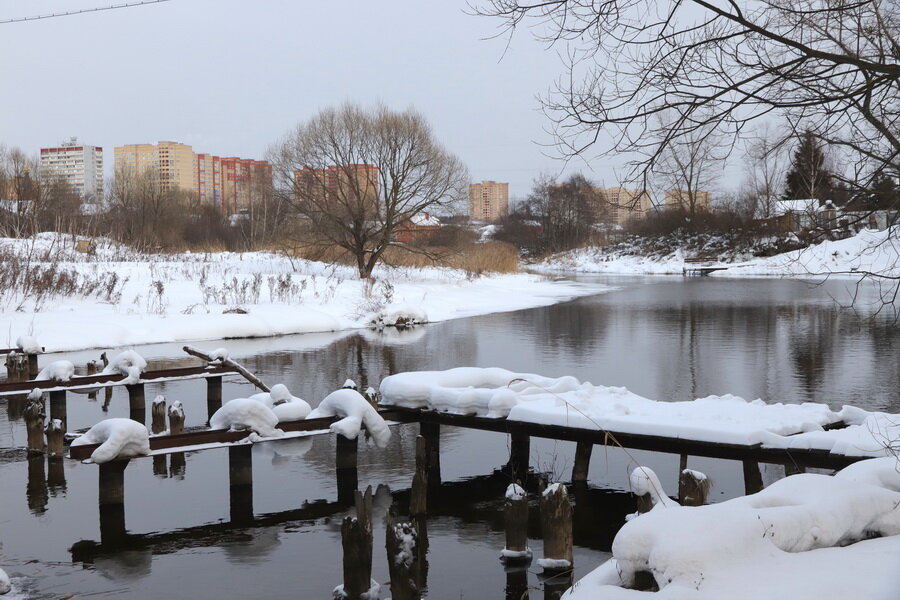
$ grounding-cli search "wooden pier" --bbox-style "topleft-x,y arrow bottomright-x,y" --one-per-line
682,256 -> 729,276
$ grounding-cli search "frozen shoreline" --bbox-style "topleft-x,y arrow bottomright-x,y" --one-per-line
0,234 -> 609,354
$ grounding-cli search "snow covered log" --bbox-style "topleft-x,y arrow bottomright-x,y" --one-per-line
71,418 -> 150,463
564,457 -> 900,599
101,350 -> 147,384
307,389 -> 391,447
248,383 -> 311,421
35,360 -> 75,382
209,398 -> 283,438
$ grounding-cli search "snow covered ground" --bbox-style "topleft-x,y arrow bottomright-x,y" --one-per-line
565,457 -> 900,599
0,233 -> 607,353
380,367 -> 899,458
534,228 -> 900,279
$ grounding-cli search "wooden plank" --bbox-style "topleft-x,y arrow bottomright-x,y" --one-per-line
383,407 -> 868,470
0,365 -> 240,396
67,409 -> 414,460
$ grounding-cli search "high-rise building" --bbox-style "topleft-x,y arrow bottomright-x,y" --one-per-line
598,187 -> 653,225
115,142 -> 271,212
294,164 -> 380,217
39,137 -> 103,199
664,189 -> 712,212
469,181 -> 509,222
114,141 -> 197,193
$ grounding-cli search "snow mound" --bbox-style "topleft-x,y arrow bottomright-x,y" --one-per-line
506,483 -> 526,500
35,360 -> 75,382
71,418 -> 150,463
15,335 -> 42,354
247,384 -> 311,421
381,367 -> 895,455
101,350 -> 147,384
369,304 -> 428,328
210,398 -> 284,438
0,567 -> 9,594
630,466 -> 674,509
208,347 -> 230,363
565,457 -> 900,599
307,389 -> 391,447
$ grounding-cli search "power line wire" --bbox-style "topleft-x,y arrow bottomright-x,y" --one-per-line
0,0 -> 172,24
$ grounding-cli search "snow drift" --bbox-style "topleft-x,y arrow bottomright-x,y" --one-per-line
307,389 -> 391,447
210,398 -> 283,438
71,418 -> 151,463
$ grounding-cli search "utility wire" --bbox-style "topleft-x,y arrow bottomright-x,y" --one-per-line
0,0 -> 172,24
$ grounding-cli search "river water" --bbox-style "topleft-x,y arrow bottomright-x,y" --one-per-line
0,275 -> 897,599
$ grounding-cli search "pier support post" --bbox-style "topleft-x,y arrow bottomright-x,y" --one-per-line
24,393 -> 46,452
168,401 -> 185,435
505,567 -> 530,600
538,483 -> 573,574
509,432 -> 530,482
47,453 -> 67,494
45,418 -> 66,457
678,469 -> 710,506
410,435 -> 428,516
49,390 -> 67,429
501,484 -> 531,565
386,506 -> 421,600
151,395 -> 167,434
341,486 -> 375,600
336,434 -> 359,505
206,376 -> 223,422
98,460 -> 129,546
126,384 -> 145,423
27,353 -> 40,379
571,442 -> 593,483
228,445 -> 254,524
419,421 -> 441,488
742,460 -> 764,495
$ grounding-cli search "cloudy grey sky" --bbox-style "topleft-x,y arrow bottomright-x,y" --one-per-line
0,0 -> 647,198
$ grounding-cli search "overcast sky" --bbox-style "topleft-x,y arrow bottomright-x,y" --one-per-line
0,1 -> 681,198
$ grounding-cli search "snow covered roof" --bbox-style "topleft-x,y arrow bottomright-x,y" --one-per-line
409,212 -> 441,227
773,199 -> 837,216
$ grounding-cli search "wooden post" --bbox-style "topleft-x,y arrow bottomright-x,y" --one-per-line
26,453 -> 48,515
228,445 -> 254,524
538,483 -> 573,574
24,392 -> 45,452
27,353 -> 39,379
571,442 -> 592,483
86,360 -> 99,400
420,421 -> 441,488
336,434 -> 359,505
677,454 -> 688,502
49,389 -> 67,428
340,486 -> 374,600
509,432 -> 530,482
98,460 -> 128,506
206,376 -> 223,422
45,418 -> 65,457
169,452 -> 186,479
501,484 -> 531,565
413,516 -> 429,591
168,401 -> 185,435
678,469 -> 710,506
784,462 -> 805,476
363,387 -> 378,409
127,383 -> 145,423
743,460 -> 764,495
410,436 -> 428,516
386,506 -> 420,600
151,395 -> 167,434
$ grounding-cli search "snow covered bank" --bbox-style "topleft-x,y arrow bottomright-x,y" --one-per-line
565,457 -> 900,599
0,233 -> 607,353
717,227 -> 900,278
379,368 -> 899,457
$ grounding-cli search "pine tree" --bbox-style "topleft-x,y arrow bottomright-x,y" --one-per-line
784,131 -> 833,201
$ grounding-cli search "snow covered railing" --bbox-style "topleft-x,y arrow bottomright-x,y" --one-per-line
67,408 -> 415,461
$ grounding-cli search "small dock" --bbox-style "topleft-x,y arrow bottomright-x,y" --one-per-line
683,256 -> 729,276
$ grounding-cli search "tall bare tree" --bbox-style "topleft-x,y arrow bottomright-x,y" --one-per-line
269,103 -> 469,278
654,115 -> 726,216
742,124 -> 789,219
479,0 -> 899,198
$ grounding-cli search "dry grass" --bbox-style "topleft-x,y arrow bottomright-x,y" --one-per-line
284,241 -> 520,274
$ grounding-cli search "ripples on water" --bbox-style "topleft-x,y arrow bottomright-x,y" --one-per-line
0,276 -> 897,598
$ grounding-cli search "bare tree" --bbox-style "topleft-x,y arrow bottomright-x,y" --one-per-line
269,103 -> 469,278
479,0 -> 899,200
654,115 -> 726,216
742,124 -> 789,219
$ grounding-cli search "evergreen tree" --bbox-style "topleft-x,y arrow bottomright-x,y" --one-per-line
865,175 -> 899,210
784,131 -> 833,201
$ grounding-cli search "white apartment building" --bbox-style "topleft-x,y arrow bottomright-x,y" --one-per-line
39,137 -> 104,199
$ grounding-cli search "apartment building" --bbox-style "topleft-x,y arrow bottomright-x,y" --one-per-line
469,180 -> 509,222
116,141 -> 271,212
664,189 -> 712,213
114,141 -> 197,193
598,187 -> 653,225
39,137 -> 103,199
294,164 -> 380,216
